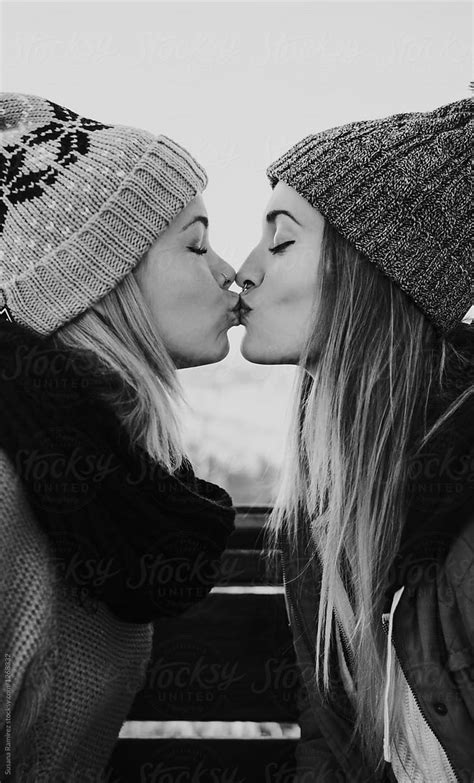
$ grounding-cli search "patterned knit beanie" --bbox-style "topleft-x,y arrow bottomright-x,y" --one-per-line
266,98 -> 473,334
0,93 -> 208,336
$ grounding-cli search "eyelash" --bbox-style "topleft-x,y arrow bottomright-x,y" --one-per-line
188,246 -> 208,256
269,240 -> 295,255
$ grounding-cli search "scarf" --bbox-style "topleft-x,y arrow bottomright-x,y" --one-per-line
0,321 -> 236,624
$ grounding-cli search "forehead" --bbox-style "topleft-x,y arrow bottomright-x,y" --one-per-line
266,181 -> 323,229
171,194 -> 207,230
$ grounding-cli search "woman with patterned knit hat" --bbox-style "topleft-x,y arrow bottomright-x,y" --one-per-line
0,93 -> 239,781
237,98 -> 473,782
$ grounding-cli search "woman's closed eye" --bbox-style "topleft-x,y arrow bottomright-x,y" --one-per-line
268,240 -> 295,255
188,245 -> 208,256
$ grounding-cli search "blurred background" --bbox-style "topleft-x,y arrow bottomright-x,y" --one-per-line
2,0 -> 472,506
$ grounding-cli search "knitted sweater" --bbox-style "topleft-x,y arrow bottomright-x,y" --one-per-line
0,446 -> 154,782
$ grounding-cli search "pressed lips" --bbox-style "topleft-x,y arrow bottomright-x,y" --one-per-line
227,299 -> 242,325
238,297 -> 252,323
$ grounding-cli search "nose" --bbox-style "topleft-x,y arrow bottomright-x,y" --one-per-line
236,249 -> 261,291
208,253 -> 236,290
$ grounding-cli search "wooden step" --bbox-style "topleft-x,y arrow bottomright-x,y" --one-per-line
129,593 -> 297,723
106,737 -> 298,783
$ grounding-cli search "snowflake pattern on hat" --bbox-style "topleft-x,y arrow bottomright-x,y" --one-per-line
0,100 -> 111,232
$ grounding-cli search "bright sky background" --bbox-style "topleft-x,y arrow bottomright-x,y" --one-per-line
2,1 -> 471,281
1,2 -> 472,496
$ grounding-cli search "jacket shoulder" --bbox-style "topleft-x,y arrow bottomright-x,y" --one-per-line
436,514 -> 474,719
443,513 -> 474,588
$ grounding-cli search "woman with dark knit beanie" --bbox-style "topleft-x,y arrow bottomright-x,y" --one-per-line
237,98 -> 473,782
0,93 -> 239,781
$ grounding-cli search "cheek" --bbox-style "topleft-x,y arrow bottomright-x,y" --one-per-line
146,257 -> 203,311
264,250 -> 317,313
242,250 -> 317,359
142,256 -> 226,343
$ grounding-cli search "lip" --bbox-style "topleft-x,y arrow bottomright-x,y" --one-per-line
225,300 -> 241,326
227,310 -> 241,326
238,297 -> 253,323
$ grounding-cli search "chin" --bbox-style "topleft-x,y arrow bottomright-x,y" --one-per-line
181,334 -> 231,368
208,338 -> 231,364
239,333 -> 281,365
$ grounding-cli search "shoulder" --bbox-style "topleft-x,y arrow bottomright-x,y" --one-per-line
0,446 -> 42,528
0,445 -> 18,489
0,446 -> 27,520
432,514 -> 474,670
441,513 -> 474,605
0,446 -> 54,564
0,450 -> 59,754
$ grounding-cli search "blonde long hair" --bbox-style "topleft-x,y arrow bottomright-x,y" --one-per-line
265,219 -> 472,773
51,268 -> 186,472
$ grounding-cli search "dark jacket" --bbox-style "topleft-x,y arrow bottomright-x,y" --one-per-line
280,324 -> 474,783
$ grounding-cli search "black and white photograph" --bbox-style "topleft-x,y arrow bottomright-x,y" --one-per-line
0,1 -> 473,781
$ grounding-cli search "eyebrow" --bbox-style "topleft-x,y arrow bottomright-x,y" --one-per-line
266,209 -> 302,226
181,215 -> 209,231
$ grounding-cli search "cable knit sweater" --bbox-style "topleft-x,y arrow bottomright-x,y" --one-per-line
0,446 -> 154,782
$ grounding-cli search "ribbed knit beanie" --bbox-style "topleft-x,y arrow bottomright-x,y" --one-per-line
266,98 -> 473,334
0,93 -> 208,336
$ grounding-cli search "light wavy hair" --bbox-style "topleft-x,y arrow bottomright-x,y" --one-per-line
51,267 -> 186,472
265,219 -> 472,774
